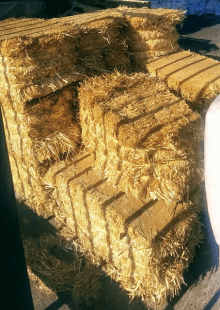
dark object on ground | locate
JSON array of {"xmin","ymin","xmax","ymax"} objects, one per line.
[
  {"xmin": 0, "ymin": 109, "xmax": 34, "ymax": 310},
  {"xmin": 45, "ymin": 0, "xmax": 71, "ymax": 18}
]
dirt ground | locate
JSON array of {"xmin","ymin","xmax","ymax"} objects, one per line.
[{"xmin": 14, "ymin": 13, "xmax": 220, "ymax": 310}]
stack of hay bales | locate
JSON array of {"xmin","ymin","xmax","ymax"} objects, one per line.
[
  {"xmin": 144, "ymin": 50, "xmax": 220, "ymax": 108},
  {"xmin": 43, "ymin": 151, "xmax": 202, "ymax": 303},
  {"xmin": 2, "ymin": 84, "xmax": 80, "ymax": 217},
  {"xmin": 0, "ymin": 10, "xmax": 129, "ymax": 106},
  {"xmin": 0, "ymin": 9, "xmax": 130, "ymax": 216},
  {"xmin": 0, "ymin": 7, "xmax": 204, "ymax": 306},
  {"xmin": 79, "ymin": 71, "xmax": 203, "ymax": 203},
  {"xmin": 117, "ymin": 7, "xmax": 184, "ymax": 68},
  {"xmin": 42, "ymin": 70, "xmax": 203, "ymax": 304}
]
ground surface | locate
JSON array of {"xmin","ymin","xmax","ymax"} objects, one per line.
[{"xmin": 15, "ymin": 13, "xmax": 220, "ymax": 310}]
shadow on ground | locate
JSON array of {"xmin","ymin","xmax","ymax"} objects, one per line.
[
  {"xmin": 177, "ymin": 14, "xmax": 220, "ymax": 35},
  {"xmin": 178, "ymin": 36, "xmax": 220, "ymax": 61}
]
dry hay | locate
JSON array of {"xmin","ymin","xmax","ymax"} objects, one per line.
[
  {"xmin": 23, "ymin": 234, "xmax": 102, "ymax": 305},
  {"xmin": 145, "ymin": 50, "xmax": 220, "ymax": 107},
  {"xmin": 1, "ymin": 84, "xmax": 81, "ymax": 217},
  {"xmin": 75, "ymin": 13, "xmax": 130, "ymax": 75},
  {"xmin": 117, "ymin": 7, "xmax": 185, "ymax": 31},
  {"xmin": 26, "ymin": 84, "xmax": 81, "ymax": 163},
  {"xmin": 133, "ymin": 47, "xmax": 181, "ymax": 63},
  {"xmin": 42, "ymin": 152, "xmax": 202, "ymax": 304},
  {"xmin": 78, "ymin": 71, "xmax": 203, "ymax": 203},
  {"xmin": 8, "ymin": 152, "xmax": 55, "ymax": 218},
  {"xmin": 130, "ymin": 29, "xmax": 179, "ymax": 40},
  {"xmin": 1, "ymin": 84, "xmax": 81, "ymax": 165},
  {"xmin": 0, "ymin": 9, "xmax": 130, "ymax": 108},
  {"xmin": 116, "ymin": 7, "xmax": 184, "ymax": 65},
  {"xmin": 131, "ymin": 35, "xmax": 179, "ymax": 52},
  {"xmin": 27, "ymin": 267, "xmax": 53, "ymax": 295}
]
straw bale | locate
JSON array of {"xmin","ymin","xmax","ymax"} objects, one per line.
[
  {"xmin": 0, "ymin": 9, "xmax": 130, "ymax": 105},
  {"xmin": 3, "ymin": 105, "xmax": 55, "ymax": 218},
  {"xmin": 30, "ymin": 120, "xmax": 81, "ymax": 163},
  {"xmin": 76, "ymin": 15, "xmax": 129, "ymax": 75},
  {"xmin": 117, "ymin": 7, "xmax": 185, "ymax": 31},
  {"xmin": 78, "ymin": 72, "xmax": 203, "ymax": 203},
  {"xmin": 0, "ymin": 53, "xmax": 78, "ymax": 85},
  {"xmin": 131, "ymin": 35, "xmax": 179, "ymax": 52},
  {"xmin": 8, "ymin": 152, "xmax": 55, "ymax": 218},
  {"xmin": 24, "ymin": 235, "xmax": 102, "ymax": 304},
  {"xmin": 0, "ymin": 10, "xmax": 125, "ymax": 56},
  {"xmin": 43, "ymin": 152, "xmax": 202, "ymax": 303},
  {"xmin": 1, "ymin": 84, "xmax": 81, "ymax": 164},
  {"xmin": 0, "ymin": 67, "xmax": 85, "ymax": 112},
  {"xmin": 145, "ymin": 50, "xmax": 220, "ymax": 107},
  {"xmin": 130, "ymin": 29, "xmax": 179, "ymax": 40},
  {"xmin": 1, "ymin": 103, "xmax": 36, "ymax": 164},
  {"xmin": 131, "ymin": 43, "xmax": 181, "ymax": 64},
  {"xmin": 133, "ymin": 46, "xmax": 181, "ymax": 62},
  {"xmin": 25, "ymin": 84, "xmax": 78, "ymax": 124},
  {"xmin": 115, "ymin": 7, "xmax": 184, "ymax": 65}
]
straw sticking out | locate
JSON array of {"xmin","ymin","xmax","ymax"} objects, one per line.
[
  {"xmin": 42, "ymin": 152, "xmax": 202, "ymax": 304},
  {"xmin": 79, "ymin": 71, "xmax": 203, "ymax": 203}
]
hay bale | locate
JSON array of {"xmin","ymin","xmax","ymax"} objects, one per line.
[
  {"xmin": 75, "ymin": 14, "xmax": 130, "ymax": 75},
  {"xmin": 133, "ymin": 47, "xmax": 181, "ymax": 62},
  {"xmin": 0, "ymin": 9, "xmax": 130, "ymax": 108},
  {"xmin": 8, "ymin": 152, "xmax": 55, "ymax": 218},
  {"xmin": 130, "ymin": 29, "xmax": 179, "ymax": 40},
  {"xmin": 131, "ymin": 35, "xmax": 179, "ymax": 52},
  {"xmin": 1, "ymin": 83, "xmax": 81, "ymax": 216},
  {"xmin": 118, "ymin": 7, "xmax": 185, "ymax": 31},
  {"xmin": 2, "ymin": 84, "xmax": 81, "ymax": 164},
  {"xmin": 26, "ymin": 85, "xmax": 81, "ymax": 162},
  {"xmin": 78, "ymin": 72, "xmax": 202, "ymax": 203},
  {"xmin": 43, "ymin": 151, "xmax": 202, "ymax": 304},
  {"xmin": 145, "ymin": 50, "xmax": 220, "ymax": 107},
  {"xmin": 117, "ymin": 7, "xmax": 184, "ymax": 65}
]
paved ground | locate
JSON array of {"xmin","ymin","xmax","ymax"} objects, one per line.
[
  {"xmin": 15, "ymin": 13, "xmax": 220, "ymax": 310},
  {"xmin": 178, "ymin": 14, "xmax": 220, "ymax": 61}
]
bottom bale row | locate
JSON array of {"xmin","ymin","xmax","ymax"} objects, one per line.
[{"xmin": 9, "ymin": 149, "xmax": 203, "ymax": 304}]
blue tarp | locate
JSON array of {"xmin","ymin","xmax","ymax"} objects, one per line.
[
  {"xmin": 1, "ymin": 1, "xmax": 220, "ymax": 19},
  {"xmin": 187, "ymin": 0, "xmax": 220, "ymax": 15}
]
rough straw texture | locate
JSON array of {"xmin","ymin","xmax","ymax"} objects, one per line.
[
  {"xmin": 43, "ymin": 152, "xmax": 202, "ymax": 304},
  {"xmin": 0, "ymin": 7, "xmax": 185, "ymax": 111},
  {"xmin": 26, "ymin": 84, "xmax": 81, "ymax": 163},
  {"xmin": 0, "ymin": 9, "xmax": 130, "ymax": 109},
  {"xmin": 145, "ymin": 50, "xmax": 220, "ymax": 107},
  {"xmin": 79, "ymin": 72, "xmax": 203, "ymax": 203},
  {"xmin": 0, "ymin": 7, "xmax": 205, "ymax": 306},
  {"xmin": 2, "ymin": 84, "xmax": 81, "ymax": 165},
  {"xmin": 8, "ymin": 152, "xmax": 55, "ymax": 218},
  {"xmin": 24, "ymin": 234, "xmax": 102, "ymax": 305},
  {"xmin": 116, "ymin": 7, "xmax": 184, "ymax": 67},
  {"xmin": 1, "ymin": 83, "xmax": 81, "ymax": 217}
]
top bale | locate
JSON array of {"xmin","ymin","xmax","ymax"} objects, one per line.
[
  {"xmin": 117, "ymin": 7, "xmax": 185, "ymax": 30},
  {"xmin": 0, "ymin": 10, "xmax": 125, "ymax": 57},
  {"xmin": 79, "ymin": 71, "xmax": 203, "ymax": 203},
  {"xmin": 0, "ymin": 9, "xmax": 130, "ymax": 107}
]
